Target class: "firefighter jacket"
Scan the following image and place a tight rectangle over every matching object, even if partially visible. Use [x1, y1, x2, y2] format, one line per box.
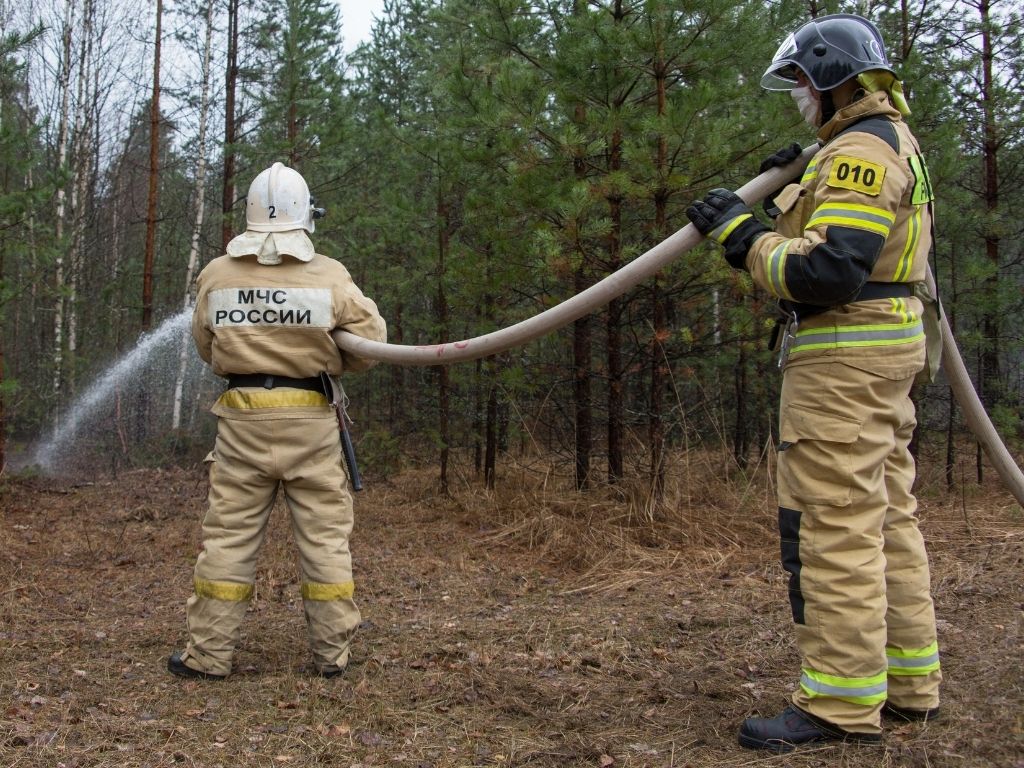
[745, 91, 935, 379]
[192, 248, 386, 419]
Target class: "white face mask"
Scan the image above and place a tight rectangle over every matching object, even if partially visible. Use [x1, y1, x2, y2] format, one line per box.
[791, 85, 820, 128]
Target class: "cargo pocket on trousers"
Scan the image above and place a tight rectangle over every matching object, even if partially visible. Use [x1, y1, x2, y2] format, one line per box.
[779, 403, 862, 506]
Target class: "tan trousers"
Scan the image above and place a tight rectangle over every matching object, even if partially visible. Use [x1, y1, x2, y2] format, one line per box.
[778, 361, 941, 733]
[181, 415, 359, 676]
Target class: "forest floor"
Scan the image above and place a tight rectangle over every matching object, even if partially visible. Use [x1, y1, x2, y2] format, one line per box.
[1, 453, 1022, 768]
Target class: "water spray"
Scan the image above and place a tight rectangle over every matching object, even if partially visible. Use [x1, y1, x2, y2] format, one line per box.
[30, 310, 194, 471]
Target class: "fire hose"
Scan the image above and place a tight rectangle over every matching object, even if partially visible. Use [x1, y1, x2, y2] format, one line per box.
[332, 145, 1024, 508]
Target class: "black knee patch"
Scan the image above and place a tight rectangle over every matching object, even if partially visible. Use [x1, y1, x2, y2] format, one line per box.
[779, 507, 805, 624]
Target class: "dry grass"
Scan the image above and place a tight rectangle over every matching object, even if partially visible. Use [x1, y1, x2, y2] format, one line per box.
[1, 450, 1021, 767]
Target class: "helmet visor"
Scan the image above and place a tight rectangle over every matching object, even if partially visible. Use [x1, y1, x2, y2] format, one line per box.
[761, 60, 801, 91]
[761, 32, 801, 90]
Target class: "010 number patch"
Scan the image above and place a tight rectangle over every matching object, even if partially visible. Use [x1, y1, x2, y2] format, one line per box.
[826, 155, 886, 196]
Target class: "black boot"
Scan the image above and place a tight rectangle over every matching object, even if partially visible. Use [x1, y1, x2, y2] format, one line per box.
[738, 705, 882, 752]
[316, 663, 348, 679]
[882, 702, 942, 722]
[167, 651, 226, 680]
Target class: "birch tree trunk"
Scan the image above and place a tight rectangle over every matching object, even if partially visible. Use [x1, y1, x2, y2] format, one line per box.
[51, 0, 75, 420]
[67, 0, 95, 396]
[172, 0, 215, 430]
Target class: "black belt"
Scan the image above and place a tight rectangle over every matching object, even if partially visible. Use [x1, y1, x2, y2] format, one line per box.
[227, 374, 326, 394]
[854, 282, 913, 301]
[774, 282, 916, 347]
[783, 282, 914, 322]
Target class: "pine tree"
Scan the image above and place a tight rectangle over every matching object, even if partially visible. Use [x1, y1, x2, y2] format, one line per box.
[904, 0, 1024, 487]
[0, 23, 46, 470]
[248, 0, 346, 175]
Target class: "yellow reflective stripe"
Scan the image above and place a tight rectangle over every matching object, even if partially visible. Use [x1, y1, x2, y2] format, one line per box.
[194, 577, 254, 602]
[217, 390, 328, 409]
[796, 320, 921, 334]
[711, 213, 753, 244]
[791, 320, 925, 353]
[801, 159, 818, 184]
[807, 202, 895, 237]
[301, 580, 355, 601]
[909, 154, 934, 205]
[889, 297, 912, 324]
[767, 241, 794, 300]
[793, 335, 925, 352]
[893, 204, 922, 281]
[904, 298, 916, 322]
[801, 668, 887, 705]
[887, 641, 941, 675]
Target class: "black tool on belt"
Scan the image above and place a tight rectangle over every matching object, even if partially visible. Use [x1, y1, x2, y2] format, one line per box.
[319, 373, 363, 493]
[226, 373, 363, 491]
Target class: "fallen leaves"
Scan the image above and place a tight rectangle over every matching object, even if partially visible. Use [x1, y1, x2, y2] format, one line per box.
[0, 467, 1020, 768]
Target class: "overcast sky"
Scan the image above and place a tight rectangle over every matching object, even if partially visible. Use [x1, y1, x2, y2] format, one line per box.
[339, 0, 386, 52]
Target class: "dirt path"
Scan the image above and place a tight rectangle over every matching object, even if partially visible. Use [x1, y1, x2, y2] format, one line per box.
[1, 466, 1021, 767]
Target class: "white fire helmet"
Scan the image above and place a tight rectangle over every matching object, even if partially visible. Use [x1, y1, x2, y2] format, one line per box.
[245, 162, 324, 233]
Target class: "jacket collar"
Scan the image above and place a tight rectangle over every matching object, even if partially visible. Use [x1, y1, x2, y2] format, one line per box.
[817, 91, 901, 143]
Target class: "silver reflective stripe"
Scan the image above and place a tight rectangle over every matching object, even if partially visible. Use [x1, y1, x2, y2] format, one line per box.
[791, 321, 924, 352]
[887, 648, 941, 670]
[800, 671, 887, 699]
[808, 204, 894, 233]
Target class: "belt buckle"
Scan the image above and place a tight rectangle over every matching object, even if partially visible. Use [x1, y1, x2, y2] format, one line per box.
[777, 311, 798, 369]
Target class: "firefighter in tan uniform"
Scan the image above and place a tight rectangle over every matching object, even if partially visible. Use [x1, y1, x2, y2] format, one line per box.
[686, 15, 941, 750]
[169, 162, 386, 679]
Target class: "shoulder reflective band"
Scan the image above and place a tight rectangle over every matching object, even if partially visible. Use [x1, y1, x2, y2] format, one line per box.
[301, 580, 356, 601]
[909, 154, 934, 205]
[800, 667, 888, 705]
[790, 319, 925, 354]
[217, 390, 329, 409]
[802, 158, 819, 185]
[807, 202, 896, 238]
[886, 641, 941, 676]
[194, 577, 254, 602]
[710, 212, 753, 245]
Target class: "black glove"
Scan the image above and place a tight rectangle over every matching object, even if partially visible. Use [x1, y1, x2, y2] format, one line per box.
[759, 142, 803, 218]
[686, 188, 769, 270]
[758, 142, 803, 174]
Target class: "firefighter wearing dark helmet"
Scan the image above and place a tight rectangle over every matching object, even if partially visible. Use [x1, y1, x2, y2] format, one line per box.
[686, 14, 941, 751]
